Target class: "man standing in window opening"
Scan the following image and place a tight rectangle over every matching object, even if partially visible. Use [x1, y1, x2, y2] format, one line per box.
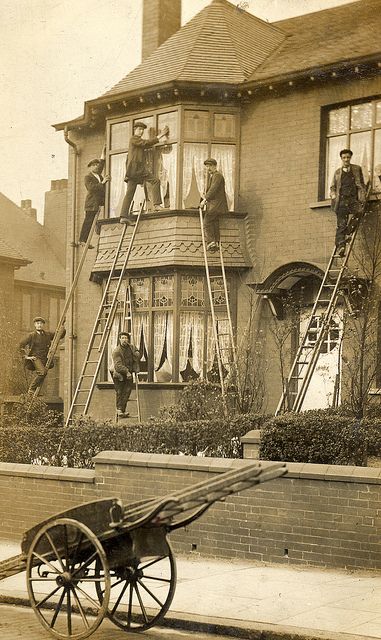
[200, 158, 229, 251]
[77, 157, 110, 247]
[110, 332, 141, 419]
[120, 122, 169, 223]
[19, 317, 66, 393]
[330, 148, 366, 258]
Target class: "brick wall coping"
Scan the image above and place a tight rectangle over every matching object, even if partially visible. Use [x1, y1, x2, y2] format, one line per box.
[94, 451, 381, 484]
[0, 462, 94, 483]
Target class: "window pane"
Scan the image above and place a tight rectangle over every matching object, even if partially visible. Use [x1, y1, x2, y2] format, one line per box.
[325, 135, 346, 198]
[180, 275, 205, 307]
[373, 129, 381, 192]
[109, 153, 127, 218]
[211, 144, 235, 210]
[133, 116, 154, 139]
[157, 143, 177, 209]
[376, 102, 381, 124]
[184, 110, 210, 140]
[350, 102, 372, 130]
[182, 143, 208, 208]
[153, 275, 174, 307]
[213, 113, 236, 138]
[132, 311, 149, 375]
[158, 112, 178, 140]
[211, 276, 228, 307]
[179, 311, 204, 380]
[328, 107, 349, 134]
[154, 310, 173, 381]
[349, 130, 372, 183]
[131, 277, 150, 308]
[110, 121, 130, 150]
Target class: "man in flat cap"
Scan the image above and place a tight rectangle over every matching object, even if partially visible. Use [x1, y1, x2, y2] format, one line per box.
[78, 157, 110, 245]
[120, 121, 169, 223]
[330, 148, 366, 257]
[200, 158, 229, 251]
[110, 332, 141, 418]
[19, 317, 66, 393]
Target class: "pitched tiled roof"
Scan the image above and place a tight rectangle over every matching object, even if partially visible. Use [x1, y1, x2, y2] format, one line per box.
[247, 0, 381, 83]
[0, 192, 65, 287]
[0, 237, 29, 265]
[102, 0, 285, 98]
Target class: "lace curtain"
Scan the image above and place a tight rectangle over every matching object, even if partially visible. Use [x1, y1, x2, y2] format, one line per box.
[109, 153, 127, 218]
[158, 145, 177, 209]
[154, 311, 173, 382]
[182, 143, 208, 206]
[179, 312, 204, 375]
[132, 312, 149, 365]
[206, 314, 230, 374]
[107, 312, 122, 380]
[211, 144, 235, 210]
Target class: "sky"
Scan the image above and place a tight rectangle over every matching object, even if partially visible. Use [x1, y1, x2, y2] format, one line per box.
[0, 0, 357, 222]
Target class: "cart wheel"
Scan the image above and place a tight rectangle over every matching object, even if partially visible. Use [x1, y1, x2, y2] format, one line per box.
[96, 541, 177, 632]
[26, 517, 110, 639]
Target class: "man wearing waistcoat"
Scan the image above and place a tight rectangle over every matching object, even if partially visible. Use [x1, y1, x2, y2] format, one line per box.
[19, 317, 66, 392]
[200, 158, 229, 251]
[330, 148, 366, 257]
[79, 158, 110, 244]
[120, 122, 169, 223]
[110, 332, 141, 418]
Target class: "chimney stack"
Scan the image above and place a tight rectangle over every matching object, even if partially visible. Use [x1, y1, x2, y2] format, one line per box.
[142, 0, 181, 61]
[21, 199, 37, 221]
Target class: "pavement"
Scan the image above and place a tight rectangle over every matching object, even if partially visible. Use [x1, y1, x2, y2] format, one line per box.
[1, 539, 381, 640]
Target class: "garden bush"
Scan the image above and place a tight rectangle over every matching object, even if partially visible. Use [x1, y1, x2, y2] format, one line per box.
[259, 408, 367, 466]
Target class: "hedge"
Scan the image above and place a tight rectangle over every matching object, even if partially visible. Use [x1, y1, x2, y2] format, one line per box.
[259, 409, 367, 466]
[0, 410, 267, 468]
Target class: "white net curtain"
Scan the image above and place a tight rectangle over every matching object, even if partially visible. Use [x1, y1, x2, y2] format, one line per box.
[211, 144, 235, 210]
[179, 311, 204, 379]
[154, 311, 173, 382]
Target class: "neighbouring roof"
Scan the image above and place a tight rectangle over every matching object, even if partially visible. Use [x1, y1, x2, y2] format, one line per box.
[0, 237, 30, 266]
[102, 0, 286, 97]
[0, 192, 65, 288]
[247, 0, 381, 83]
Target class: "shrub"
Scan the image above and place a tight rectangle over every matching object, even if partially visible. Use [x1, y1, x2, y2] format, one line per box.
[159, 380, 226, 421]
[259, 409, 367, 466]
[361, 417, 381, 457]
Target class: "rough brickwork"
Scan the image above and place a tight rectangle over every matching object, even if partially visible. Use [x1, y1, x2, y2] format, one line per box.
[1, 454, 381, 571]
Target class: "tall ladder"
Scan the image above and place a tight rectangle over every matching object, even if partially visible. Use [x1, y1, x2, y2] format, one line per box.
[28, 209, 102, 402]
[199, 207, 239, 414]
[65, 202, 144, 426]
[275, 187, 371, 415]
[115, 284, 141, 423]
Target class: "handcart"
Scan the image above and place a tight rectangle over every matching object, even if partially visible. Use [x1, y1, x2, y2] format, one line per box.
[0, 461, 286, 639]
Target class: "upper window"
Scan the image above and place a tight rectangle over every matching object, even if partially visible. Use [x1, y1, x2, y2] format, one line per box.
[106, 107, 238, 216]
[324, 98, 381, 197]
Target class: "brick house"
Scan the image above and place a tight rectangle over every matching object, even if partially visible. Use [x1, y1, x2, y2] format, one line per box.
[54, 0, 381, 419]
[0, 183, 67, 399]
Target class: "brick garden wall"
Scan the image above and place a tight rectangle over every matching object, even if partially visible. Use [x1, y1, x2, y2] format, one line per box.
[1, 453, 381, 571]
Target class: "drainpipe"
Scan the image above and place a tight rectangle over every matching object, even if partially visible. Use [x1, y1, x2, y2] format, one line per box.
[64, 126, 79, 414]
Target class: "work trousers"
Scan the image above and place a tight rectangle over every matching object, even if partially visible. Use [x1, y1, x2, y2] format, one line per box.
[28, 357, 47, 392]
[335, 197, 361, 247]
[112, 375, 134, 412]
[204, 211, 220, 245]
[79, 210, 97, 243]
[120, 174, 161, 217]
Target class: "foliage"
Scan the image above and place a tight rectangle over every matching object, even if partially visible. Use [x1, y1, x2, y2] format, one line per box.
[259, 408, 367, 466]
[158, 379, 226, 421]
[0, 396, 265, 467]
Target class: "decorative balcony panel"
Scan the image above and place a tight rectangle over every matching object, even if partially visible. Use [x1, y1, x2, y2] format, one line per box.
[92, 211, 251, 273]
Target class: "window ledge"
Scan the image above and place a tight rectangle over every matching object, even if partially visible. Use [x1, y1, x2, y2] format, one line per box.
[309, 200, 331, 210]
[97, 381, 188, 390]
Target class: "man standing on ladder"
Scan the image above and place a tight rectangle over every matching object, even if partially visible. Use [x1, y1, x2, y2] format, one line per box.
[120, 122, 169, 223]
[110, 332, 141, 419]
[200, 158, 228, 251]
[330, 148, 366, 257]
[77, 157, 110, 245]
[19, 317, 66, 393]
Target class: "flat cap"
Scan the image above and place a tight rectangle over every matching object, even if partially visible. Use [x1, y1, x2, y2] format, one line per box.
[204, 158, 217, 166]
[87, 158, 103, 167]
[134, 121, 147, 129]
[33, 316, 46, 324]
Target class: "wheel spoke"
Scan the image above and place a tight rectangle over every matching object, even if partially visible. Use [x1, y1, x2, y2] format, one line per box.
[50, 587, 66, 629]
[127, 582, 133, 629]
[134, 582, 149, 623]
[67, 585, 72, 635]
[75, 583, 102, 611]
[35, 585, 61, 609]
[44, 531, 65, 572]
[69, 532, 84, 571]
[138, 577, 164, 607]
[70, 586, 90, 629]
[63, 525, 70, 571]
[139, 556, 165, 571]
[31, 551, 61, 576]
[142, 574, 171, 584]
[71, 550, 98, 578]
[110, 580, 129, 616]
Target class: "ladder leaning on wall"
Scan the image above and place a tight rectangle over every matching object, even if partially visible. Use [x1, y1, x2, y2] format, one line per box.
[198, 206, 239, 415]
[65, 201, 145, 426]
[275, 185, 372, 416]
[28, 208, 102, 404]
